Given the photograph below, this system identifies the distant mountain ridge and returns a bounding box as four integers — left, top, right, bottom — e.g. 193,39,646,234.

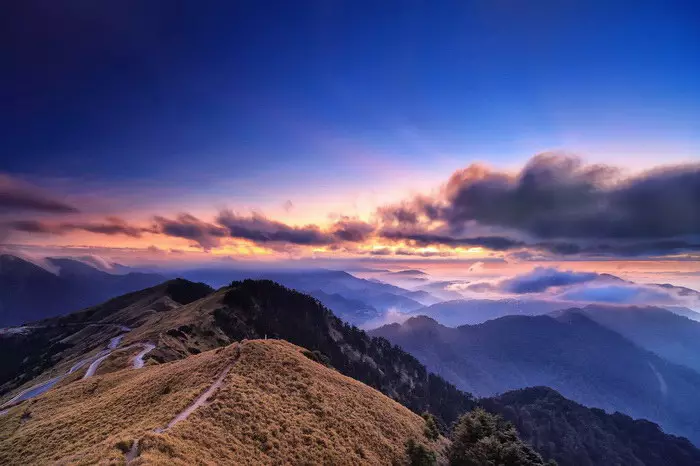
404,297,569,326
180,267,428,325
553,304,700,374
0,254,166,326
371,312,700,445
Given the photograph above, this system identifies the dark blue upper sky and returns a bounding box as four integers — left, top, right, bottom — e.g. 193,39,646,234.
2,1,699,185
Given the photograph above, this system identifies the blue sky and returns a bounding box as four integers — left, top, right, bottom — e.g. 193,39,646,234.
3,1,698,181
1,1,699,270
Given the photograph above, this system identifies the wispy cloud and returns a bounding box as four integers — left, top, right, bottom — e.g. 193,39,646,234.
151,214,228,250
6,217,145,237
0,174,78,214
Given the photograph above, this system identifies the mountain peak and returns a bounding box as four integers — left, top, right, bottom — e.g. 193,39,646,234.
403,315,441,328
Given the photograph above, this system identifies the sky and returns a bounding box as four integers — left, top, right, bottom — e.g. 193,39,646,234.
1,1,699,284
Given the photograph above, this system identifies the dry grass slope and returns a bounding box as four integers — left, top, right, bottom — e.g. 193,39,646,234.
0,340,441,465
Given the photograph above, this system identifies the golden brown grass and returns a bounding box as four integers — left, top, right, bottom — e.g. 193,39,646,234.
1,288,215,404
0,344,236,465
94,347,145,377
0,340,441,465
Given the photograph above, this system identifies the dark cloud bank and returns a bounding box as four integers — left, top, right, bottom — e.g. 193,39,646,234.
380,153,700,257
150,211,375,251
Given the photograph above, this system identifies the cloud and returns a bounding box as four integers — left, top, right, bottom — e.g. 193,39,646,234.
361,307,411,330
465,282,495,293
152,214,227,250
557,283,679,305
468,261,485,273
442,154,700,240
394,248,455,257
217,210,334,245
152,211,376,251
378,153,700,257
330,218,375,242
479,266,699,309
0,174,78,214
368,247,393,256
498,267,600,294
7,217,145,237
6,154,699,260
380,231,524,250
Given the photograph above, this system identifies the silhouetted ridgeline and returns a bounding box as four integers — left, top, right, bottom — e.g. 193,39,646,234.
483,387,700,466
215,279,475,427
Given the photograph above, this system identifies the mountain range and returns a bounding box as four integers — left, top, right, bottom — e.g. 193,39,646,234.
554,304,700,374
1,278,472,428
0,255,435,328
371,310,700,445
3,277,700,464
0,255,165,326
180,267,431,325
402,298,571,326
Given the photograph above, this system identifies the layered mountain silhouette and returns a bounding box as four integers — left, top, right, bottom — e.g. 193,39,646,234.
181,268,428,325
0,255,165,326
404,298,570,326
2,278,699,464
0,256,436,328
371,312,700,445
554,304,700,374
1,278,472,428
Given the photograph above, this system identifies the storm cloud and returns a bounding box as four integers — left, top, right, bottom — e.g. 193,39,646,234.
216,211,333,245
442,154,700,239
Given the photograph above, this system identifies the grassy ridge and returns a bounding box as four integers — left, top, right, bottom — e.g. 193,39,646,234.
0,340,441,465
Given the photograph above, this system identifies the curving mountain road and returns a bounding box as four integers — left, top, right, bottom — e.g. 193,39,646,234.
1,325,155,412
0,376,63,408
133,343,156,369
83,341,155,378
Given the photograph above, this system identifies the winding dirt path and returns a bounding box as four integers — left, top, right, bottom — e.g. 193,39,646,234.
126,353,239,463
154,365,232,433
